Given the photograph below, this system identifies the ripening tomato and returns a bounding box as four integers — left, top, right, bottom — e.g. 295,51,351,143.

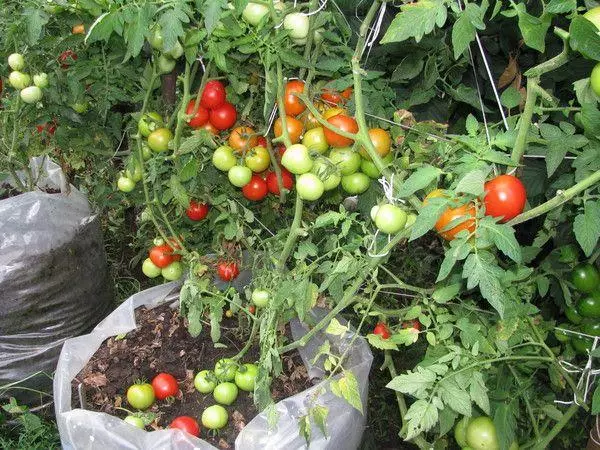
425,190,477,241
360,128,392,160
274,116,304,144
324,115,358,147
201,121,219,135
341,172,370,195
149,244,179,268
296,173,324,201
201,80,226,109
401,319,421,331
186,100,209,128
373,322,391,339
281,144,313,174
323,107,346,120
151,373,179,400
148,128,173,152
242,174,268,201
257,136,268,148
302,127,328,154
72,24,85,34
213,146,237,171
59,50,77,69
284,80,306,116
169,416,200,437
217,261,240,281
127,382,155,410
229,126,258,152
210,102,237,130
266,169,294,195
245,146,271,172
483,175,526,222
186,200,209,221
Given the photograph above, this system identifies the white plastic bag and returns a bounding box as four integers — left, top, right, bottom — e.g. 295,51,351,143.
54,281,372,449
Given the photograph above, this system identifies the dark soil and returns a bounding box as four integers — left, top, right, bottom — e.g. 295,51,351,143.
73,304,311,449
0,183,61,200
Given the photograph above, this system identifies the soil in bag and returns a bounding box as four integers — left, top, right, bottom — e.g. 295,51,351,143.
72,304,312,449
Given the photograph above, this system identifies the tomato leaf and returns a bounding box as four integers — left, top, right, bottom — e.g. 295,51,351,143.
310,405,329,439
432,283,461,303
325,318,348,336
437,237,471,282
462,251,507,317
493,402,517,450
386,366,437,398
169,175,189,208
203,0,227,35
451,2,487,60
469,371,490,415
477,218,522,263
23,7,49,46
546,0,576,13
159,8,189,52
574,201,600,257
367,333,399,350
439,378,471,416
403,399,439,440
592,385,600,415
570,15,600,62
455,169,486,196
506,3,550,52
410,197,449,241
397,165,442,197
330,370,363,413
381,0,448,44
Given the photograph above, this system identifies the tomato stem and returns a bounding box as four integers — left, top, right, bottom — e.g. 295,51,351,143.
277,190,304,272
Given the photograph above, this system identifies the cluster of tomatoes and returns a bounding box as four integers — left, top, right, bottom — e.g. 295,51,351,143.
372,319,421,340
142,239,184,281
425,174,527,241
242,2,312,46
454,415,518,450
556,262,600,354
6,53,48,104
122,359,258,436
148,25,186,75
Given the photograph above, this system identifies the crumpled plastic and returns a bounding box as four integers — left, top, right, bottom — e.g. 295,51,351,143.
0,157,113,403
54,280,373,449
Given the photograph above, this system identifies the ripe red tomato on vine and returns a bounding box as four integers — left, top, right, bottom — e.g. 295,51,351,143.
210,102,237,130
401,319,421,331
284,80,306,116
483,174,526,222
323,114,358,147
217,261,240,281
59,50,77,69
242,174,268,201
200,80,226,109
149,244,180,268
186,200,209,221
373,322,391,339
266,169,294,195
185,100,209,128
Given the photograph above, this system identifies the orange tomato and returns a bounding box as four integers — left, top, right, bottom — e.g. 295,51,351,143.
341,87,353,100
302,102,327,130
72,24,85,35
323,114,358,147
284,80,306,116
321,86,353,105
228,126,258,152
360,128,392,160
424,190,476,241
274,116,304,144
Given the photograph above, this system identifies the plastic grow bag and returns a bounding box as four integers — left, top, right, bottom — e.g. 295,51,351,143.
54,281,373,450
0,157,113,402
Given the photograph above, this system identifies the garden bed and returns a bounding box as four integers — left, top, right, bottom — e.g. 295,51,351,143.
72,304,311,448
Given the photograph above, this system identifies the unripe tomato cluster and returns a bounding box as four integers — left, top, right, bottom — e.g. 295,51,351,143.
148,25,185,74
556,262,600,354
142,240,183,281
6,53,48,104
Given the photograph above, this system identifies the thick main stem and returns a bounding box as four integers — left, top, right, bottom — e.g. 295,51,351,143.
510,77,537,165
277,191,304,271
530,403,579,450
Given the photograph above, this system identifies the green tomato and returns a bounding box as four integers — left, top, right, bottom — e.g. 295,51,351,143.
283,13,309,39
465,416,499,450
149,26,164,50
194,370,217,394
71,101,89,114
201,405,228,430
361,153,393,179
33,73,48,88
234,363,258,392
228,165,253,187
138,112,164,137
583,321,600,336
341,172,370,195
20,86,42,104
591,63,600,97
166,41,184,59
329,147,361,175
370,205,380,221
296,173,325,201
142,143,153,161
554,323,572,343
124,415,145,429
8,53,25,71
157,54,176,74
213,146,237,171
126,383,155,410
251,290,269,307
213,382,238,405
117,176,136,193
244,146,271,172
577,291,600,318
148,128,173,152
572,332,594,354
584,6,600,30
242,2,270,26
214,358,238,381
454,416,471,447
302,127,329,154
162,261,183,281
565,304,583,324
374,204,408,234
571,263,600,293
142,258,162,278
8,71,30,89
311,157,341,191
281,144,313,174
125,161,143,183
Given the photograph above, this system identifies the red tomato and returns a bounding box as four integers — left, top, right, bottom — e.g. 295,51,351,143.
257,136,268,148
266,169,294,195
185,100,209,128
275,145,286,160
149,244,179,268
170,416,200,437
242,174,268,201
201,80,226,109
323,115,358,147
483,175,526,222
284,80,306,116
59,50,77,69
373,322,391,339
186,200,209,221
217,261,240,281
248,305,256,315
210,102,237,130
401,319,421,331
321,86,352,105
151,373,179,400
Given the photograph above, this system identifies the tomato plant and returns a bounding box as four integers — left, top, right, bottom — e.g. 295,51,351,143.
229,126,258,152
571,264,600,293
214,358,237,381
200,80,226,109
149,244,179,268
274,115,303,144
148,128,173,152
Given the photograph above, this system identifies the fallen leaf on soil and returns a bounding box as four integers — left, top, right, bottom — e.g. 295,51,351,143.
84,372,108,388
232,410,246,432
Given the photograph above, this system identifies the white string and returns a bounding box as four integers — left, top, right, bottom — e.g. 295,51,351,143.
265,103,278,135
467,45,492,146
593,416,600,446
366,229,392,257
378,173,405,205
361,2,387,64
275,0,328,28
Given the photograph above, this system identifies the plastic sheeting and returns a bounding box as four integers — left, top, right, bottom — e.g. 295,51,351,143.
54,281,372,449
0,157,113,402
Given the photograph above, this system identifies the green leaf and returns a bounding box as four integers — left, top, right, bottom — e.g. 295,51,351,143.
178,159,199,182
86,12,117,44
570,15,600,61
24,8,49,45
592,384,600,415
455,169,486,196
169,175,189,208
481,149,517,166
462,251,507,317
469,371,490,414
437,238,471,282
446,85,491,112
159,8,189,52
432,283,461,303
465,114,479,135
510,3,551,52
439,379,471,416
452,10,476,59
314,211,344,228
390,328,420,346
477,218,522,263
367,333,399,350
330,371,363,413
124,5,153,60
405,305,422,320
546,0,576,13
326,318,349,336
298,415,311,444
410,197,449,241
386,366,436,398
403,399,439,440
545,141,569,176
574,201,600,256
204,0,226,35
500,86,522,109
310,405,328,438
494,402,517,450
380,0,448,44
397,165,442,197
581,102,600,139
